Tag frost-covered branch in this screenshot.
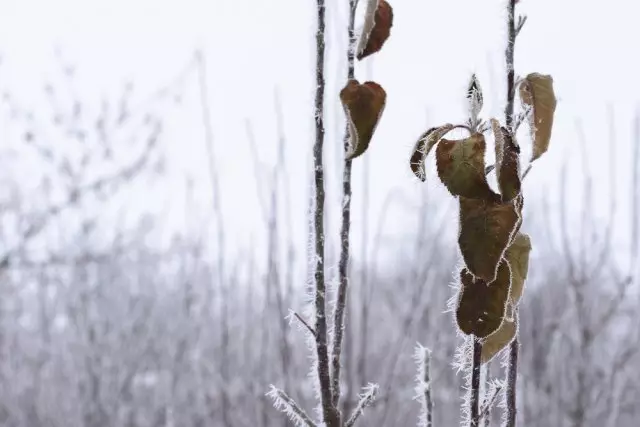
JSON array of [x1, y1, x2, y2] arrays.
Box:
[[311, 0, 339, 424], [267, 386, 317, 427], [330, 0, 358, 411], [414, 344, 434, 427], [345, 383, 379, 427], [504, 1, 520, 425]]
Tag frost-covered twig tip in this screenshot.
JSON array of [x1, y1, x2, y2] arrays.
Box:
[[345, 383, 379, 427], [266, 385, 317, 427], [414, 343, 434, 427]]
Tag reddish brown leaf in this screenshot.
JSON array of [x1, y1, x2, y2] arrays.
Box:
[[357, 0, 393, 60], [458, 196, 520, 282], [436, 133, 500, 201], [339, 79, 386, 160], [456, 261, 511, 338]]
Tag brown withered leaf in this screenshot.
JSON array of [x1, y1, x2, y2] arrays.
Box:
[[458, 196, 520, 282], [504, 232, 532, 307], [357, 0, 393, 60], [491, 120, 521, 202], [490, 118, 504, 167], [481, 315, 517, 364], [436, 133, 500, 201], [456, 261, 511, 338], [519, 73, 557, 162], [340, 79, 386, 160], [409, 124, 454, 181]]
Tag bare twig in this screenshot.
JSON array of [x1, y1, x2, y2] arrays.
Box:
[[267, 386, 317, 427], [479, 381, 503, 425], [311, 0, 339, 424], [504, 1, 520, 425], [288, 310, 317, 338], [330, 0, 359, 413], [195, 48, 231, 426], [345, 383, 379, 427]]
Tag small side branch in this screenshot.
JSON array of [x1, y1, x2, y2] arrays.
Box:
[[267, 386, 317, 427], [287, 310, 317, 338], [345, 383, 379, 427], [479, 380, 503, 425]]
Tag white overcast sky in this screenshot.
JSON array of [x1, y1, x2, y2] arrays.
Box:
[[0, 0, 638, 269]]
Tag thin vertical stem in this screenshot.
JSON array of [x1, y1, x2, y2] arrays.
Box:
[[504, 1, 519, 425], [312, 0, 339, 425], [470, 338, 482, 426], [505, 0, 517, 131], [195, 49, 230, 426], [505, 337, 519, 426], [424, 352, 433, 427], [331, 0, 359, 415]]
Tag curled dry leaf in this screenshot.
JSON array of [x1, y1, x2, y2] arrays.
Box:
[[491, 119, 521, 202], [357, 0, 393, 60], [458, 196, 520, 282], [409, 124, 454, 181], [504, 232, 531, 307], [340, 79, 387, 160], [456, 261, 511, 338], [519, 73, 557, 162], [481, 315, 517, 364], [436, 133, 500, 201]]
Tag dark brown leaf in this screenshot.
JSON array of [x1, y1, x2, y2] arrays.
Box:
[[339, 79, 387, 160], [458, 196, 520, 282], [456, 261, 511, 338]]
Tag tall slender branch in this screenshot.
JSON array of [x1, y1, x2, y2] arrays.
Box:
[[504, 2, 519, 425], [331, 0, 359, 414], [195, 48, 230, 426], [312, 0, 339, 424], [504, 0, 517, 131]]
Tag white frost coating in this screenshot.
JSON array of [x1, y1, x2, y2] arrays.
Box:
[[413, 343, 433, 427], [345, 383, 379, 427], [266, 385, 317, 427], [356, 0, 381, 58]]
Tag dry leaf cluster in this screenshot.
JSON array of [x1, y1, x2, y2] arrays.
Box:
[[408, 72, 555, 362]]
